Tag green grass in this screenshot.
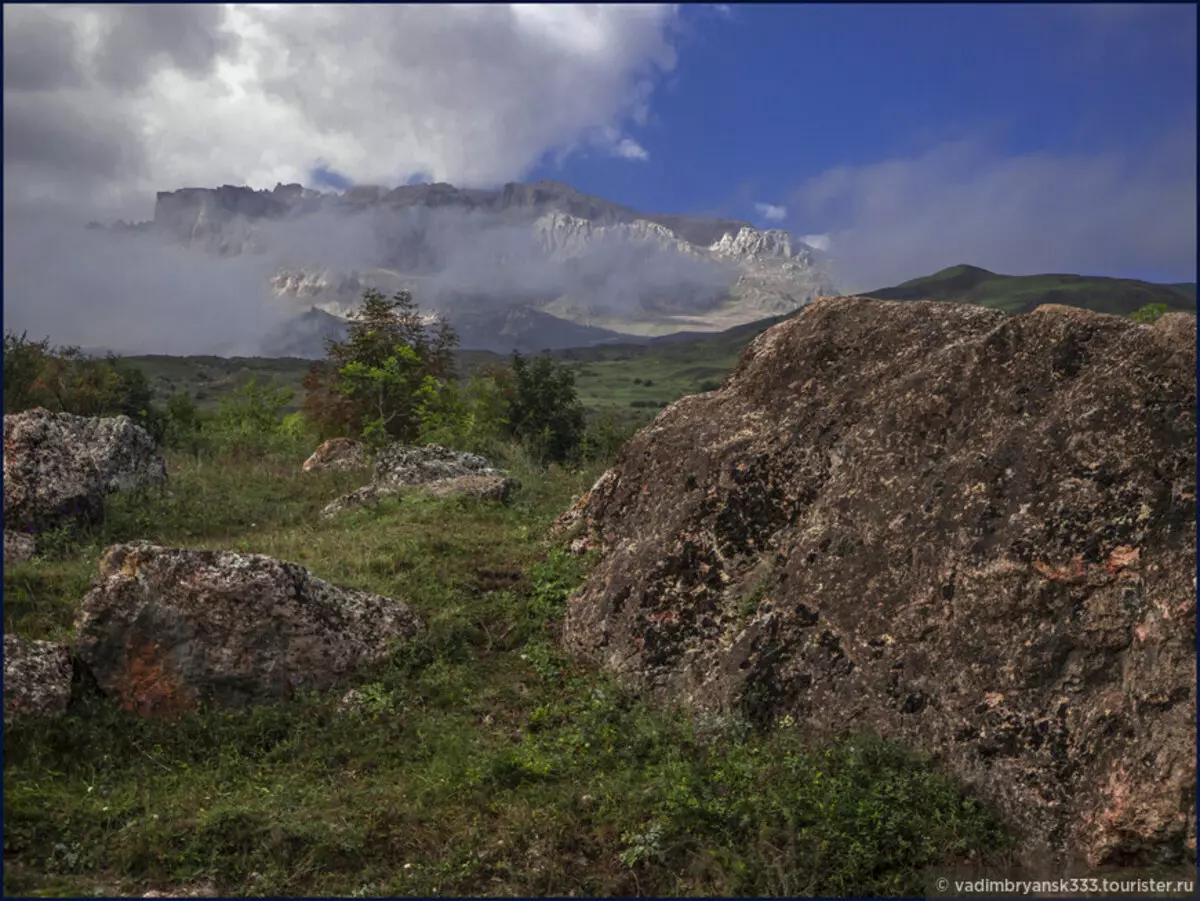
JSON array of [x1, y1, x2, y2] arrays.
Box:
[[868, 264, 1199, 316], [3, 442, 1008, 897]]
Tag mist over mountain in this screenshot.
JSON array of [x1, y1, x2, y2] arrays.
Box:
[[5, 179, 837, 357]]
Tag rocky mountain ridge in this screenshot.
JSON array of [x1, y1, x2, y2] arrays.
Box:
[[128, 180, 838, 353]]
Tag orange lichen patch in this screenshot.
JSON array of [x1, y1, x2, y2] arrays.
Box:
[[1105, 545, 1141, 575], [1033, 555, 1087, 582], [646, 609, 681, 625], [119, 641, 194, 716]]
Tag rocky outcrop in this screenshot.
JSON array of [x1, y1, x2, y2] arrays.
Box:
[[559, 297, 1197, 869], [74, 543, 423, 715], [302, 437, 371, 473], [321, 444, 511, 519], [3, 635, 73, 724], [3, 410, 167, 539]]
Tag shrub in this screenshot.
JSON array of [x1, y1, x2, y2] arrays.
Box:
[[1131, 302, 1169, 324]]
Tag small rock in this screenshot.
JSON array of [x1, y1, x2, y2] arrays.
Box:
[[4, 529, 36, 564], [3, 634, 73, 724], [75, 543, 424, 715], [322, 444, 512, 519], [302, 437, 371, 473], [373, 443, 503, 486]]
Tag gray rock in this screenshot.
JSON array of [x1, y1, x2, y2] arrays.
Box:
[[561, 297, 1197, 869], [3, 635, 73, 724], [3, 409, 167, 533], [420, 475, 517, 502], [373, 443, 502, 486], [4, 529, 36, 564], [322, 444, 511, 519], [75, 543, 424, 715]]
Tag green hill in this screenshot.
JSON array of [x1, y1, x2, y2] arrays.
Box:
[[1166, 282, 1197, 302], [867, 264, 1198, 316]]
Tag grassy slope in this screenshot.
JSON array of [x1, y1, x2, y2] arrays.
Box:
[[3, 445, 1008, 897], [868, 264, 1199, 316]]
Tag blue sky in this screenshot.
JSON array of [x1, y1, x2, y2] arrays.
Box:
[[5, 3, 1193, 293], [518, 3, 1197, 288]]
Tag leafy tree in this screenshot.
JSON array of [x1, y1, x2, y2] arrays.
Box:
[[1131, 302, 1169, 324], [506, 351, 586, 463], [301, 288, 459, 444]]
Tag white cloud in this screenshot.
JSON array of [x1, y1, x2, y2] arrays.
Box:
[[754, 202, 787, 222], [3, 4, 681, 220], [791, 121, 1197, 290], [612, 137, 650, 161], [801, 233, 831, 252]]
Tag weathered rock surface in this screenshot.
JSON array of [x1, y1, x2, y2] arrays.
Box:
[[3, 409, 167, 536], [74, 543, 423, 714], [560, 297, 1197, 868], [4, 528, 36, 564], [3, 635, 73, 724], [420, 474, 517, 502], [302, 437, 371, 473], [322, 444, 510, 518]]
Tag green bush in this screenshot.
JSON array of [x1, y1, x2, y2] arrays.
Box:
[[1130, 302, 1169, 324]]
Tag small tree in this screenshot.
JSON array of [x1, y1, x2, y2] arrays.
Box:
[[301, 288, 460, 445], [506, 351, 586, 463]]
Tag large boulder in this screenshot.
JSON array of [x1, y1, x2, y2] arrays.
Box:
[[321, 444, 513, 518], [3, 635, 73, 724], [560, 297, 1197, 869], [302, 437, 371, 473], [3, 409, 167, 536], [74, 543, 424, 714]]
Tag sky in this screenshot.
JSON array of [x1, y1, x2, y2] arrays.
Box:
[[3, 2, 1196, 302]]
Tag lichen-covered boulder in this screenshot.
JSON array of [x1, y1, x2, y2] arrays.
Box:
[[74, 543, 424, 714], [3, 635, 73, 724], [560, 297, 1197, 869], [3, 409, 167, 536], [321, 444, 511, 519], [302, 437, 371, 473]]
